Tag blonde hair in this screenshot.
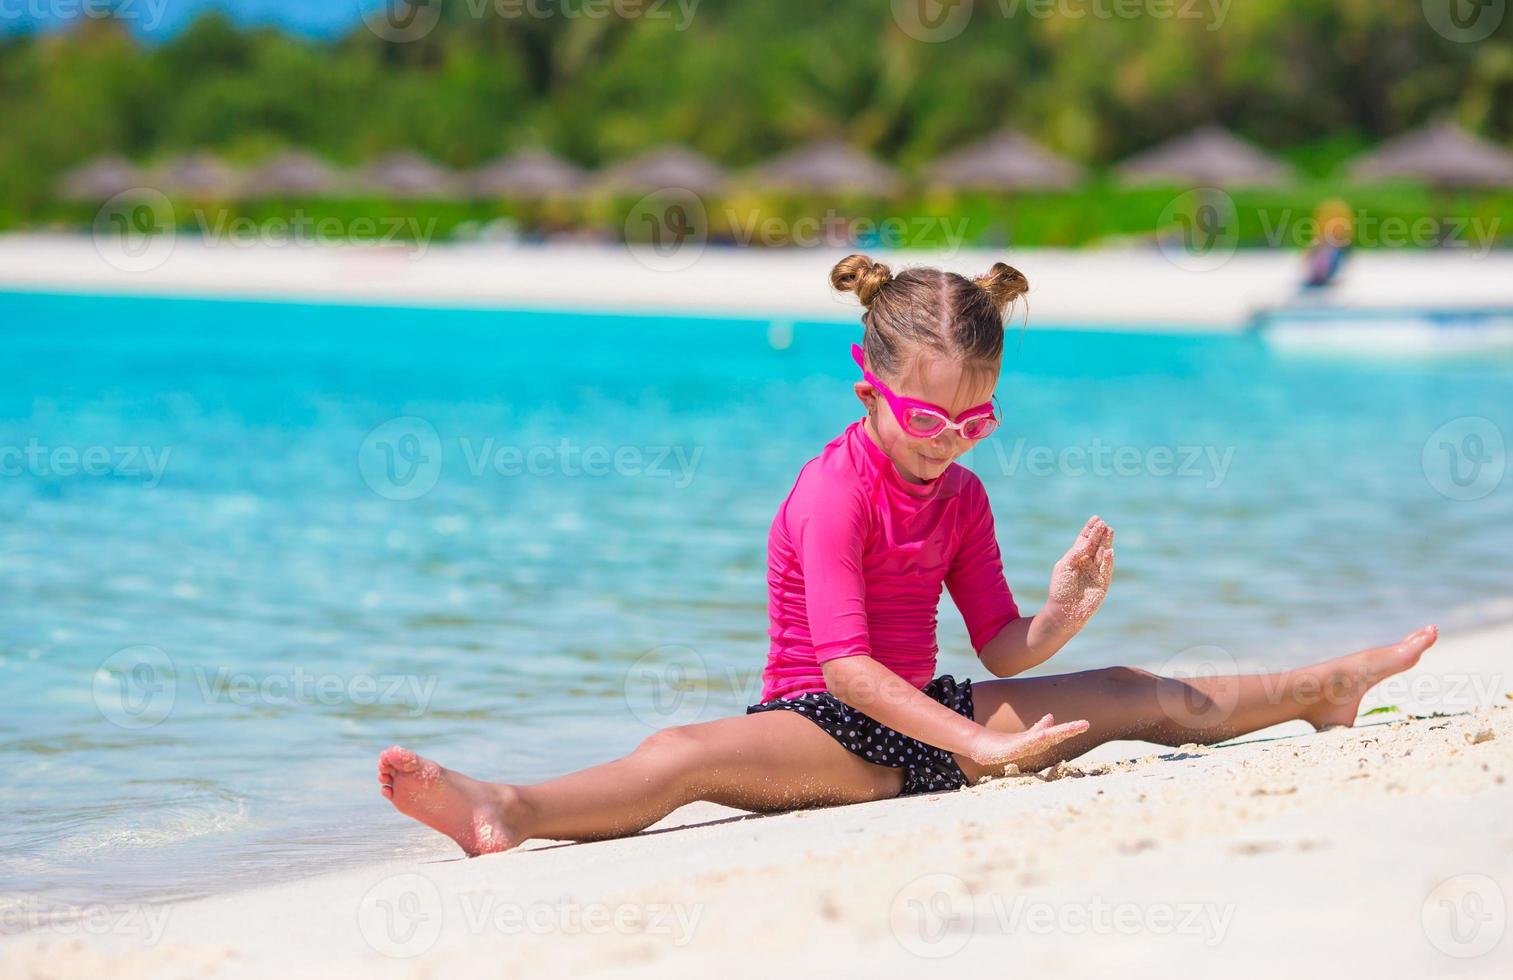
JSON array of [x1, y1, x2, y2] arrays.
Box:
[[830, 254, 1028, 378]]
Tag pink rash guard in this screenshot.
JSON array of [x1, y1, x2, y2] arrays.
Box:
[[761, 419, 1021, 702]]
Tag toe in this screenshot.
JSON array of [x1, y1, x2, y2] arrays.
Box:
[[378, 752, 398, 799], [380, 745, 420, 773], [1405, 625, 1438, 649]]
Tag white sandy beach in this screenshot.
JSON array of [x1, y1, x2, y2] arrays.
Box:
[[3, 234, 1512, 329], [4, 620, 1510, 978]]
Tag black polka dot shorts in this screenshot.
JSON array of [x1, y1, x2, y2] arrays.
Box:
[[746, 674, 974, 796]]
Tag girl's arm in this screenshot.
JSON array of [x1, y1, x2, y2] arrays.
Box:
[[822, 655, 1088, 767], [977, 516, 1115, 677], [976, 614, 1075, 678]]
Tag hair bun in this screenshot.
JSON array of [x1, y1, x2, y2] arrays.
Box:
[[975, 262, 1029, 312], [830, 254, 893, 308]]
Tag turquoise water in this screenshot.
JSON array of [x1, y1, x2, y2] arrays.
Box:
[[2, 290, 1511, 917]]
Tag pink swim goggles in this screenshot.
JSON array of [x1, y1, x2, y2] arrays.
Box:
[[852, 344, 1000, 440]]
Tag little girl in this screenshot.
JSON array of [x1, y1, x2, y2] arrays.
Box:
[[379, 255, 1437, 854]]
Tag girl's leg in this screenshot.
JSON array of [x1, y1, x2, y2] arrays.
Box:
[[379, 710, 903, 855], [955, 625, 1437, 781]]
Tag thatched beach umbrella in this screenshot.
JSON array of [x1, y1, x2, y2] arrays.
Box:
[[360, 151, 459, 199], [57, 156, 145, 201], [1346, 121, 1513, 188], [465, 149, 587, 198], [241, 150, 346, 199], [155, 152, 241, 198], [925, 130, 1084, 191], [595, 145, 727, 196], [1115, 125, 1294, 187], [745, 138, 903, 196]]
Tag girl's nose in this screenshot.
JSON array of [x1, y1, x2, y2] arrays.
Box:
[[931, 432, 964, 456]]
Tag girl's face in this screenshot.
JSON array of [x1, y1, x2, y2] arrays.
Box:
[[855, 353, 1000, 484]]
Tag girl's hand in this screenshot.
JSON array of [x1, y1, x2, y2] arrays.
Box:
[[966, 713, 1091, 769], [1042, 516, 1114, 635]]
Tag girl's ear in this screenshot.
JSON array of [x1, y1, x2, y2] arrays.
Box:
[[853, 380, 876, 410]]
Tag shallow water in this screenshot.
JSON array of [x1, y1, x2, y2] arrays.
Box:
[[1, 290, 1510, 917]]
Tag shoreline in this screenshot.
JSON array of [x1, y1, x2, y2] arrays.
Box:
[[5, 235, 1513, 330], [5, 618, 1510, 977]]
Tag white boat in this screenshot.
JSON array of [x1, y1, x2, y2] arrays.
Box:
[[1251, 304, 1513, 357]]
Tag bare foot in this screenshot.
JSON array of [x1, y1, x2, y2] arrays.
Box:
[[1301, 625, 1438, 730], [378, 746, 523, 856]]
